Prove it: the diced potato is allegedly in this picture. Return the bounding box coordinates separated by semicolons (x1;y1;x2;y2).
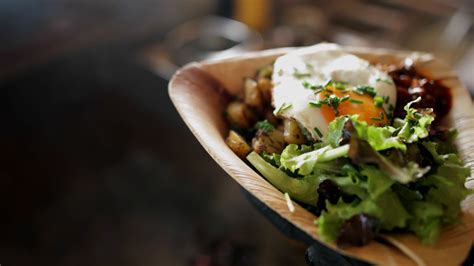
283;119;306;144
258;78;273;104
226;101;256;128
252;129;285;154
244;78;263;109
226;130;252;158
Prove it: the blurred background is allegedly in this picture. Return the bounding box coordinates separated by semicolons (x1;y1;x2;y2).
1;0;473;265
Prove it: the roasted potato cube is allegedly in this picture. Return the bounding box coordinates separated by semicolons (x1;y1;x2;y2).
257;78;273;104
226;130;252;158
244;78;263;109
226;101;256;128
252;129;285;154
283;119;306;144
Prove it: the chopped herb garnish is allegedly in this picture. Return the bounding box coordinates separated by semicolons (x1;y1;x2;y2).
374;96;384;108
274;102;293;115
301;126;314;141
254;120;275;133
309;100;322;108
327;95;342;116
278;69;284;76
302;81;325;94
293;68;311;79
383;96;390;104
309;94;347;115
355;86;376;97
340;95;350;102
313;127;323;138
370;111;385;121
376;78;393;85
349;99;364;104
387;104;395;119
326;80;348;90
313;87;325;94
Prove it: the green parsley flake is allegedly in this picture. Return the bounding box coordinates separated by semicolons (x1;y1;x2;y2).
374;96;384;108
327;95;342;116
376;78;393;85
302;81;325;94
313;127;323;138
326;80;348;90
355;86;376;97
274;103;293;115
254;120;275;133
313;87;325;94
371;112;385;121
308;94;350;116
349;99;364;104
340;95;350;102
308;94;346;116
309;100;322;108
293;68;311;79
300;126;314;141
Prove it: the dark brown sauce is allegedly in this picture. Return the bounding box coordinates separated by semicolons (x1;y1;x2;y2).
388;64;452;121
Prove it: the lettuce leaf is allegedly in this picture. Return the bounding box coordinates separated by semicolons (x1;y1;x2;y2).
348;136;430;184
362;166;394;199
324;116;350;147
352;119;407;152
318;212;343;242
406;201;443;244
397;97;435;143
247;151;321;205
322;189;410;233
405;136;471;243
280;144;349;175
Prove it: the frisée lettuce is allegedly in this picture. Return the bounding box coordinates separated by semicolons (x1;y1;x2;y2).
247;98;472;246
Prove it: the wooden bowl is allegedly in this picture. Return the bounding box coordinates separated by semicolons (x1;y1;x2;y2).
168;46;474;266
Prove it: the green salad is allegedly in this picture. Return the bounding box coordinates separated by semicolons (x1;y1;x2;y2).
224;54;472;247
247;98;471;246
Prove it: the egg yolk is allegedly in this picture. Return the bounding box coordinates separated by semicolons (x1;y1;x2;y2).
320;88;388;126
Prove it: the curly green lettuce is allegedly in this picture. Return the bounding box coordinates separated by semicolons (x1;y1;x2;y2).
247;98;472;245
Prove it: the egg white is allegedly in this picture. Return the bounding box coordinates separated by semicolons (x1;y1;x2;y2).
272;43;396;138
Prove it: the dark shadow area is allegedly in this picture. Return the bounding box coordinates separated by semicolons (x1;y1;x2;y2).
0;43;306;266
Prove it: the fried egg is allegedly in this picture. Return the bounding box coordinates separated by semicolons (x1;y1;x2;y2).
272;43;396;139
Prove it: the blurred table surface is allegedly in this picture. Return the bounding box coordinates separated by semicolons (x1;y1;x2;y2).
0;1;309;266
0;1;473;265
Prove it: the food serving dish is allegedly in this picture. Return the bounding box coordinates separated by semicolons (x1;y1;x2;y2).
168;45;474;265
